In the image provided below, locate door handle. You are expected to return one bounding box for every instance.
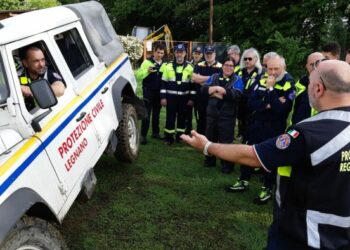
[76,112,87,122]
[101,87,109,94]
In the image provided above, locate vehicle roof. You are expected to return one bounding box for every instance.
[0,6,79,45]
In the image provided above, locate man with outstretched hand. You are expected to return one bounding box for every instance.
[181,60,350,250]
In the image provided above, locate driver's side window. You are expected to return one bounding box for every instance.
[13,41,65,113]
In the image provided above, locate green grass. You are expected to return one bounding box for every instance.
[60,85,272,250]
[61,133,272,249]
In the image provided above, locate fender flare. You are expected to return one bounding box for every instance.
[111,77,147,121]
[0,188,52,244]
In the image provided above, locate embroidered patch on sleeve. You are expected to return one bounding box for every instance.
[276,134,291,150]
[287,129,300,139]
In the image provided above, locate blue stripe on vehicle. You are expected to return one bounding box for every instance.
[0,56,128,196]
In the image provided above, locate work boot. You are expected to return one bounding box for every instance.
[225,179,249,192]
[140,135,147,145]
[253,186,272,204]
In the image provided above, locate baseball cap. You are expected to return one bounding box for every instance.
[193,46,202,53]
[174,44,186,52]
[204,45,215,53]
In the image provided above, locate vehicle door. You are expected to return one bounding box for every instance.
[49,24,119,150]
[6,33,101,196]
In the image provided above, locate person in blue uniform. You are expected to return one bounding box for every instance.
[227,54,296,204]
[181,60,350,250]
[190,46,203,66]
[192,45,222,135]
[236,48,263,141]
[19,44,65,111]
[136,43,166,144]
[201,57,243,173]
[227,45,242,76]
[161,44,195,145]
[291,52,324,124]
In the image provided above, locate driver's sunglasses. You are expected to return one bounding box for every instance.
[312,58,327,90]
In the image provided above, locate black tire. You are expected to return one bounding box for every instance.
[114,103,140,162]
[1,216,67,250]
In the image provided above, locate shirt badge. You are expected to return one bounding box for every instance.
[287,129,299,139]
[288,90,296,100]
[276,134,291,150]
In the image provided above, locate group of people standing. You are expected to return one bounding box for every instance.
[180,41,350,248]
[136,41,346,205]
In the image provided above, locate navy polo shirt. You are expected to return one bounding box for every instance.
[253,129,306,172]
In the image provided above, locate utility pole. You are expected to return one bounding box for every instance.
[209,0,213,44]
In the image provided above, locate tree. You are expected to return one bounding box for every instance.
[0,0,60,10]
[0,0,23,10]
[83,0,350,76]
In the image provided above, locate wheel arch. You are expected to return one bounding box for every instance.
[111,76,147,121]
[0,188,58,244]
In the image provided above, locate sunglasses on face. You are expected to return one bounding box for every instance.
[244,57,253,61]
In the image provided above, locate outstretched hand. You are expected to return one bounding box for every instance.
[180,130,209,152]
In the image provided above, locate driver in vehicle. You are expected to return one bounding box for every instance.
[18,44,66,110]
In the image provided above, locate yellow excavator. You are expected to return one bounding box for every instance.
[143,24,174,55]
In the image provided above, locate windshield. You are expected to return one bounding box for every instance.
[0,56,9,104]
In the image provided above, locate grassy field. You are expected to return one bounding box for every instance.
[61,86,273,250]
[61,130,273,249]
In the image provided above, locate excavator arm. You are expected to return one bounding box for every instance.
[144,24,173,55]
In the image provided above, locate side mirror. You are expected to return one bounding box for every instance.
[29,79,57,109]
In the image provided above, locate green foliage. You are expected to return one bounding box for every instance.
[0,0,23,10]
[99,0,349,66]
[267,31,311,78]
[24,0,61,9]
[0,0,60,10]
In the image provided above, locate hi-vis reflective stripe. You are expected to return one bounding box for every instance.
[307,210,350,248]
[298,110,350,124]
[297,110,350,166]
[276,166,292,207]
[164,128,175,134]
[311,125,350,166]
[20,76,30,85]
[0,54,129,197]
[245,72,257,90]
[274,81,292,91]
[277,166,291,177]
[165,90,190,95]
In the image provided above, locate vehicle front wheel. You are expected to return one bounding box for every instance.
[114,103,140,162]
[1,216,67,250]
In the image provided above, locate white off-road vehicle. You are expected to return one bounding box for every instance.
[0,2,145,249]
